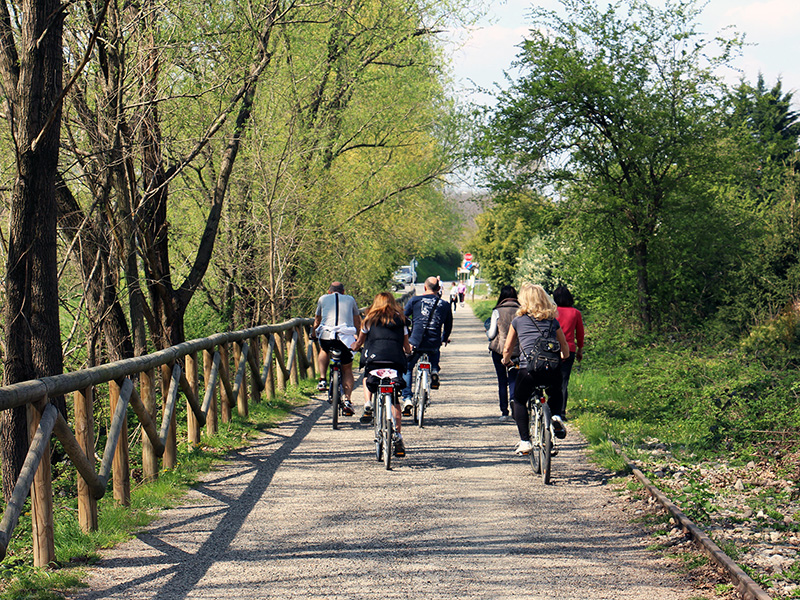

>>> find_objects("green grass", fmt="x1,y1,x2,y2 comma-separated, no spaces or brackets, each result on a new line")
0,381,314,598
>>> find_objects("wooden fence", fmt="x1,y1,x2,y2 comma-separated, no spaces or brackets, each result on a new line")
0,317,319,567
0,287,417,568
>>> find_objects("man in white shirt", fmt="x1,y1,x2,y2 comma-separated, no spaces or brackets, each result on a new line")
312,282,361,415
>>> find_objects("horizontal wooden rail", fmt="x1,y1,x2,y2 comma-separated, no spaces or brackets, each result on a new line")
0,318,313,411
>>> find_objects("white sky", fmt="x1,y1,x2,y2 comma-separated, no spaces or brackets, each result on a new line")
444,0,800,106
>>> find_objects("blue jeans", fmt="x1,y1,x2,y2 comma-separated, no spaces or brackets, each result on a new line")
402,349,440,400
491,351,517,416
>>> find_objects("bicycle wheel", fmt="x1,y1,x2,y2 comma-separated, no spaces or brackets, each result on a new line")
540,403,553,485
330,370,340,430
382,394,392,470
373,392,382,461
418,384,427,428
529,403,541,474
412,366,420,424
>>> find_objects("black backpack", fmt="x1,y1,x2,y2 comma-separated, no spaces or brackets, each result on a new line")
525,317,562,374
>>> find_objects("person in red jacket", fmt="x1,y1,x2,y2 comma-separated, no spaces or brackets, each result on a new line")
553,285,584,419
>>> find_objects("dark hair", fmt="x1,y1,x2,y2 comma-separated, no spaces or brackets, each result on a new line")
494,285,517,308
553,285,574,308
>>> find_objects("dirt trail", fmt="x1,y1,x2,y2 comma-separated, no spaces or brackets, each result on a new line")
72,303,697,600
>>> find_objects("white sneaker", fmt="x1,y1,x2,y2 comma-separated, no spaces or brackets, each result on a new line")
515,440,533,455
499,414,511,422
402,400,413,416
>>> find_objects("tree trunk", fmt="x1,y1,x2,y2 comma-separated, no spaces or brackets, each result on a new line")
632,240,652,331
0,0,65,500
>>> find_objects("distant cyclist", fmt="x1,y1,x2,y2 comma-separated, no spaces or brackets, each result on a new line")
312,282,361,416
401,276,453,415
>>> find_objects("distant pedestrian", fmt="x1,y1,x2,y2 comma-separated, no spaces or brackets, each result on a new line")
554,285,584,418
449,283,459,313
457,280,466,306
486,285,520,421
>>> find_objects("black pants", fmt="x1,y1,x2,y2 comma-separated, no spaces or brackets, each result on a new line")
560,354,576,415
513,369,563,442
490,350,517,416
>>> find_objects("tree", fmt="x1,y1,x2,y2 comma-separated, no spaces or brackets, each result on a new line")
476,0,742,330
0,0,66,498
468,193,556,290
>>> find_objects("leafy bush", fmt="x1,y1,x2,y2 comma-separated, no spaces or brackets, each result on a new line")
740,309,800,368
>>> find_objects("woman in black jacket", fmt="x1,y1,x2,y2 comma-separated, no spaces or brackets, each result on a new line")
352,292,411,454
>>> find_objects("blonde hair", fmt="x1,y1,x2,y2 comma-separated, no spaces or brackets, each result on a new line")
364,292,404,327
517,283,558,320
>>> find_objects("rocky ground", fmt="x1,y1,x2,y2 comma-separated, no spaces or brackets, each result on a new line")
625,438,800,598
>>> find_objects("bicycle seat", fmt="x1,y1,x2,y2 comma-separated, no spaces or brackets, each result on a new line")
368,368,399,379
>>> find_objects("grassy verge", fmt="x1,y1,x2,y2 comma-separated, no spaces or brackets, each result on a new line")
0,381,315,599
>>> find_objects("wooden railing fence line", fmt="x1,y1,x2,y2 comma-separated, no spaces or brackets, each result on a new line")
0,317,317,567
0,287,415,568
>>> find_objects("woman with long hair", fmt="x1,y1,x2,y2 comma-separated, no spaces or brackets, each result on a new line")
553,285,584,418
486,285,520,421
502,284,570,455
351,292,412,456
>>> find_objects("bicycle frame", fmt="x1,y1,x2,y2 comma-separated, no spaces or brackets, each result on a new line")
528,387,553,484
412,353,431,427
328,349,344,429
373,377,399,470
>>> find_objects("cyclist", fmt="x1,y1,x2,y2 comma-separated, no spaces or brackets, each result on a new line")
401,276,452,416
312,281,360,416
502,283,570,455
351,292,412,456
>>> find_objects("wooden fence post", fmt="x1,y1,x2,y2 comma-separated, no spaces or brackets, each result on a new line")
249,339,260,404
160,364,177,469
204,349,218,436
220,343,232,423
262,335,275,400
233,341,248,417
311,336,320,382
274,333,287,392
302,326,315,379
140,368,159,482
27,398,55,567
186,352,200,446
289,329,300,386
74,387,98,531
109,381,131,505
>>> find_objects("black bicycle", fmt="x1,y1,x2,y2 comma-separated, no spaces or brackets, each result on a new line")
528,385,554,484
328,348,344,429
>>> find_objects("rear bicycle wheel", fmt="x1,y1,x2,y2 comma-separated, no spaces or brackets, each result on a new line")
540,403,553,485
382,395,392,470
412,366,420,424
373,393,382,461
418,385,427,428
330,370,340,430
529,403,541,474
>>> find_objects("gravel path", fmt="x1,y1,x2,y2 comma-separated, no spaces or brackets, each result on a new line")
73,303,698,600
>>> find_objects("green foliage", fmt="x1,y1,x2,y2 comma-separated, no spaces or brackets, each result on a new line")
474,0,750,331
570,331,800,467
740,310,800,368
415,251,463,283
466,193,557,289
